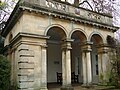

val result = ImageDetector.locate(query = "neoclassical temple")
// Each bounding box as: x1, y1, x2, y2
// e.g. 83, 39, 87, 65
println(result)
1, 0, 119, 90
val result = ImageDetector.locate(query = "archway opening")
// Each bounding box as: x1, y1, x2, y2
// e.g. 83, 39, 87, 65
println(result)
46, 26, 66, 85
90, 34, 103, 84
71, 30, 87, 84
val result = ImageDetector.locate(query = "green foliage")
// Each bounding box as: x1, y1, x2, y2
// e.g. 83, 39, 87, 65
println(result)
99, 73, 103, 81
107, 35, 116, 48
111, 48, 120, 87
108, 70, 118, 86
0, 55, 11, 90
0, 1, 7, 10
107, 35, 120, 87
109, 45, 120, 87
0, 36, 4, 54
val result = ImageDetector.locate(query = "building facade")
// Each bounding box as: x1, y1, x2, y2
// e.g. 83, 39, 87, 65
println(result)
1, 0, 118, 90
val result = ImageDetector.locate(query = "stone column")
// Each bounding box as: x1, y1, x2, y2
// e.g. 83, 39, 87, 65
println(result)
97, 51, 103, 83
41, 44, 48, 90
81, 41, 92, 86
82, 52, 87, 84
97, 45, 109, 84
61, 39, 74, 90
102, 51, 109, 82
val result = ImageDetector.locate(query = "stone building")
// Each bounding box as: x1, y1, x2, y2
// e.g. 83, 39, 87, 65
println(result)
1, 0, 119, 90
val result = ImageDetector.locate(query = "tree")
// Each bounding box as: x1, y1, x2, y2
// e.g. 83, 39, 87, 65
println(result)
0, 35, 4, 54
93, 0, 120, 26
107, 35, 120, 87
0, 0, 18, 30
0, 55, 11, 90
78, 0, 120, 26
0, 0, 18, 55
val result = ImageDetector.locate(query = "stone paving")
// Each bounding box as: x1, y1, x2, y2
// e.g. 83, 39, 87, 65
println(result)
48, 83, 120, 90
49, 86, 94, 90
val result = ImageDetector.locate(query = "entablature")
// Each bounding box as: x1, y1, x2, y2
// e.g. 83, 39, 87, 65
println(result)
19, 0, 119, 31
1, 0, 119, 37
20, 0, 113, 25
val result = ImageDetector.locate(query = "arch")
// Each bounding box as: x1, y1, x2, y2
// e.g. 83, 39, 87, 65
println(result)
89, 31, 105, 44
46, 24, 67, 83
70, 28, 87, 83
69, 28, 88, 42
44, 24, 68, 37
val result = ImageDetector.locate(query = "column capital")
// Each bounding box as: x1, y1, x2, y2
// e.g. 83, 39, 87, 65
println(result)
62, 38, 74, 42
96, 43, 109, 48
97, 47, 108, 54
97, 44, 109, 54
83, 41, 93, 45
41, 43, 48, 48
81, 41, 93, 52
61, 38, 74, 50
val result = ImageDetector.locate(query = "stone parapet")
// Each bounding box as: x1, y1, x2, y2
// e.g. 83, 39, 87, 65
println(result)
20, 0, 113, 26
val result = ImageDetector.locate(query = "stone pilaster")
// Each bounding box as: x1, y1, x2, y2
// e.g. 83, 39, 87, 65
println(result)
11, 50, 14, 86
17, 43, 48, 90
61, 39, 74, 90
11, 48, 17, 89
18, 44, 35, 90
81, 41, 93, 86
40, 44, 48, 90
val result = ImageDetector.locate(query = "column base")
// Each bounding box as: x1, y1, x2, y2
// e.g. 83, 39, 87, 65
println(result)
60, 86, 74, 90
81, 83, 93, 88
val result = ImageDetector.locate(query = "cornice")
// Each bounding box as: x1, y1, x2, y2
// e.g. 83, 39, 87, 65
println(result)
9, 32, 50, 46
19, 3, 118, 31
1, 1, 119, 38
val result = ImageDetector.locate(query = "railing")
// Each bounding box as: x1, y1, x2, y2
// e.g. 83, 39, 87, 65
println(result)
20, 0, 113, 25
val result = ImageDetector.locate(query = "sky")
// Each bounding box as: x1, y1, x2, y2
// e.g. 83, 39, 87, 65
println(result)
0, 0, 18, 23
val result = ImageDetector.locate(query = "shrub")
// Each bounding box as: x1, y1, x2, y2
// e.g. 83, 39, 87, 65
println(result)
0, 55, 11, 90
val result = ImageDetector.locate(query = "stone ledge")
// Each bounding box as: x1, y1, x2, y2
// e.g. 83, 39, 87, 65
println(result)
19, 57, 34, 63
18, 81, 34, 89
19, 63, 34, 69
19, 50, 34, 57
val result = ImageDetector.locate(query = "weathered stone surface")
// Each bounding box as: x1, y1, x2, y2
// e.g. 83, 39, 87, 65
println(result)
18, 57, 34, 63
19, 63, 34, 69
2, 0, 118, 90
19, 75, 34, 82
19, 50, 34, 57
18, 69, 34, 76
18, 81, 34, 89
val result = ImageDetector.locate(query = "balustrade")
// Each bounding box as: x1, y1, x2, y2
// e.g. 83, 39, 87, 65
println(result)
19, 0, 113, 25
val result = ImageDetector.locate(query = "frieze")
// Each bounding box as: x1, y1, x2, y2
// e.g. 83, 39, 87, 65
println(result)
45, 0, 111, 25
1, 0, 118, 37
46, 0, 68, 12
87, 12, 101, 20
